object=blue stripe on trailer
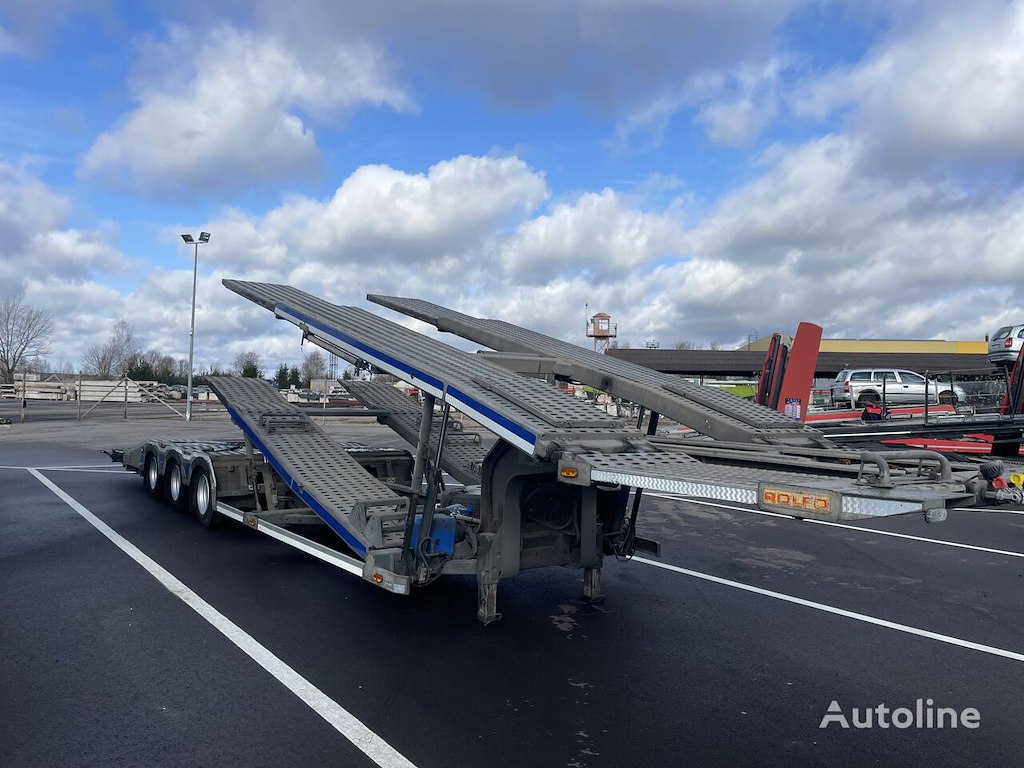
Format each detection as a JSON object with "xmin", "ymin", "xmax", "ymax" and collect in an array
[
  {"xmin": 224, "ymin": 405, "xmax": 368, "ymax": 559},
  {"xmin": 278, "ymin": 302, "xmax": 539, "ymax": 451}
]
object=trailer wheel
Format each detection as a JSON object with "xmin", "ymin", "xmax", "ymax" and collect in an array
[
  {"xmin": 144, "ymin": 454, "xmax": 164, "ymax": 500},
  {"xmin": 191, "ymin": 465, "xmax": 218, "ymax": 528},
  {"xmin": 165, "ymin": 460, "xmax": 187, "ymax": 510}
]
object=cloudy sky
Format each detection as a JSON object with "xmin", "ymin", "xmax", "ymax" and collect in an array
[{"xmin": 3, "ymin": 0, "xmax": 1024, "ymax": 373}]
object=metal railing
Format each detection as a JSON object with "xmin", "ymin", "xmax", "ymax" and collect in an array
[{"xmin": 0, "ymin": 375, "xmax": 225, "ymax": 423}]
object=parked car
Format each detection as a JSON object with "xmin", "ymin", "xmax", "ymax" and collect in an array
[
  {"xmin": 830, "ymin": 368, "xmax": 967, "ymax": 408},
  {"xmin": 988, "ymin": 324, "xmax": 1024, "ymax": 367}
]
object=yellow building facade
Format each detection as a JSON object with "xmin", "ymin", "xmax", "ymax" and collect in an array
[{"xmin": 743, "ymin": 337, "xmax": 987, "ymax": 355}]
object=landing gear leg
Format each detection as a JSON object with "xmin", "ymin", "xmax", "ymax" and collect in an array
[
  {"xmin": 583, "ymin": 565, "xmax": 603, "ymax": 603},
  {"xmin": 477, "ymin": 580, "xmax": 501, "ymax": 625}
]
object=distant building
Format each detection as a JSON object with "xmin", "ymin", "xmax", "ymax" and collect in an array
[{"xmin": 741, "ymin": 337, "xmax": 987, "ymax": 355}]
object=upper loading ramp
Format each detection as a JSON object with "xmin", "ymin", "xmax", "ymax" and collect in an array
[
  {"xmin": 368, "ymin": 295, "xmax": 827, "ymax": 448},
  {"xmin": 222, "ymin": 280, "xmax": 643, "ymax": 460},
  {"xmin": 206, "ymin": 376, "xmax": 407, "ymax": 557}
]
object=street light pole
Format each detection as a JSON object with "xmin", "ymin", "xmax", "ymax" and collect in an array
[{"xmin": 181, "ymin": 232, "xmax": 211, "ymax": 422}]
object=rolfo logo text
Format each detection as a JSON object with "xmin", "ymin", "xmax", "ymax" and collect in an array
[{"xmin": 819, "ymin": 699, "xmax": 980, "ymax": 729}]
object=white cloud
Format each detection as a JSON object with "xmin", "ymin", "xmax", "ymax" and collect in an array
[
  {"xmin": 499, "ymin": 188, "xmax": 681, "ymax": 282},
  {"xmin": 152, "ymin": 155, "xmax": 694, "ymax": 359},
  {"xmin": 0, "ymin": 162, "xmax": 128, "ymax": 294},
  {"xmin": 25, "ymin": 277, "xmax": 124, "ymax": 355},
  {"xmin": 79, "ymin": 24, "xmax": 413, "ymax": 196},
  {"xmin": 52, "ymin": 153, "xmax": 553, "ymax": 370},
  {"xmin": 0, "ymin": 161, "xmax": 69, "ymax": 242},
  {"xmin": 676, "ymin": 134, "xmax": 1024, "ymax": 342},
  {"xmin": 249, "ymin": 0, "xmax": 799, "ymax": 111},
  {"xmin": 792, "ymin": 0, "xmax": 1024, "ymax": 175},
  {"xmin": 617, "ymin": 56, "xmax": 787, "ymax": 149},
  {"xmin": 27, "ymin": 133, "xmax": 1024, "ymax": 372},
  {"xmin": 157, "ymin": 136, "xmax": 1024, "ymax": 359},
  {"xmin": 209, "ymin": 154, "xmax": 549, "ymax": 269}
]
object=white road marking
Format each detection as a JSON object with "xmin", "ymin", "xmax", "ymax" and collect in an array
[
  {"xmin": 633, "ymin": 555, "xmax": 1024, "ymax": 664},
  {"xmin": 954, "ymin": 506, "xmax": 1024, "ymax": 517},
  {"xmin": 35, "ymin": 466, "xmax": 119, "ymax": 473},
  {"xmin": 646, "ymin": 492, "xmax": 1024, "ymax": 559},
  {"xmin": 0, "ymin": 464, "xmax": 126, "ymax": 472},
  {"xmin": 28, "ymin": 469, "xmax": 417, "ymax": 768},
  {"xmin": 35, "ymin": 468, "xmax": 132, "ymax": 474}
]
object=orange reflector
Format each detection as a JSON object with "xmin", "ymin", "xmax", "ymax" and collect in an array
[
  {"xmin": 560, "ymin": 467, "xmax": 579, "ymax": 479},
  {"xmin": 373, "ymin": 573, "xmax": 383, "ymax": 584}
]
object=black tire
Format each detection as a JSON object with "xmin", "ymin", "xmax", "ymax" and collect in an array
[
  {"xmin": 143, "ymin": 453, "xmax": 164, "ymax": 500},
  {"xmin": 938, "ymin": 391, "xmax": 958, "ymax": 406},
  {"xmin": 856, "ymin": 392, "xmax": 880, "ymax": 408},
  {"xmin": 165, "ymin": 459, "xmax": 187, "ymax": 511},
  {"xmin": 190, "ymin": 465, "xmax": 218, "ymax": 528}
]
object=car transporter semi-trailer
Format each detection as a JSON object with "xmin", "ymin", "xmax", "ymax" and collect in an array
[{"xmin": 111, "ymin": 280, "xmax": 1013, "ymax": 623}]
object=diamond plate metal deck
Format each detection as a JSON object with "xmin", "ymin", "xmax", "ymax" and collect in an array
[
  {"xmin": 223, "ymin": 280, "xmax": 640, "ymax": 459},
  {"xmin": 368, "ymin": 294, "xmax": 826, "ymax": 447},
  {"xmin": 207, "ymin": 376, "xmax": 405, "ymax": 555},
  {"xmin": 346, "ymin": 380, "xmax": 487, "ymax": 485}
]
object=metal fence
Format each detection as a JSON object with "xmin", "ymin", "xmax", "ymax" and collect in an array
[{"xmin": 0, "ymin": 376, "xmax": 226, "ymax": 423}]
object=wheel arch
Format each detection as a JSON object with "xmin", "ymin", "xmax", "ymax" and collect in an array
[{"xmin": 182, "ymin": 453, "xmax": 217, "ymax": 493}]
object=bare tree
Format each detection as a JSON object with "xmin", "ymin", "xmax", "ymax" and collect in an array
[
  {"xmin": 83, "ymin": 319, "xmax": 140, "ymax": 377},
  {"xmin": 108, "ymin": 320, "xmax": 138, "ymax": 373},
  {"xmin": 0, "ymin": 293, "xmax": 54, "ymax": 384},
  {"xmin": 142, "ymin": 350, "xmax": 178, "ymax": 382},
  {"xmin": 204, "ymin": 362, "xmax": 227, "ymax": 377},
  {"xmin": 81, "ymin": 343, "xmax": 115, "ymax": 377},
  {"xmin": 301, "ymin": 349, "xmax": 326, "ymax": 387},
  {"xmin": 674, "ymin": 340, "xmax": 696, "ymax": 350}
]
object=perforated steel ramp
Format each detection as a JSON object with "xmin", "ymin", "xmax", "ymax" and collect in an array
[
  {"xmin": 345, "ymin": 380, "xmax": 487, "ymax": 485},
  {"xmin": 368, "ymin": 294, "xmax": 826, "ymax": 447},
  {"xmin": 206, "ymin": 376, "xmax": 406, "ymax": 556},
  {"xmin": 223, "ymin": 280, "xmax": 642, "ymax": 459}
]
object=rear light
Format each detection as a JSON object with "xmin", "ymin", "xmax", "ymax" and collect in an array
[{"xmin": 1006, "ymin": 338, "xmax": 1013, "ymax": 348}]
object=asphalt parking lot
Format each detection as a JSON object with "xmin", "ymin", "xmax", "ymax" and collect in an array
[{"xmin": 2, "ymin": 411, "xmax": 1024, "ymax": 767}]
